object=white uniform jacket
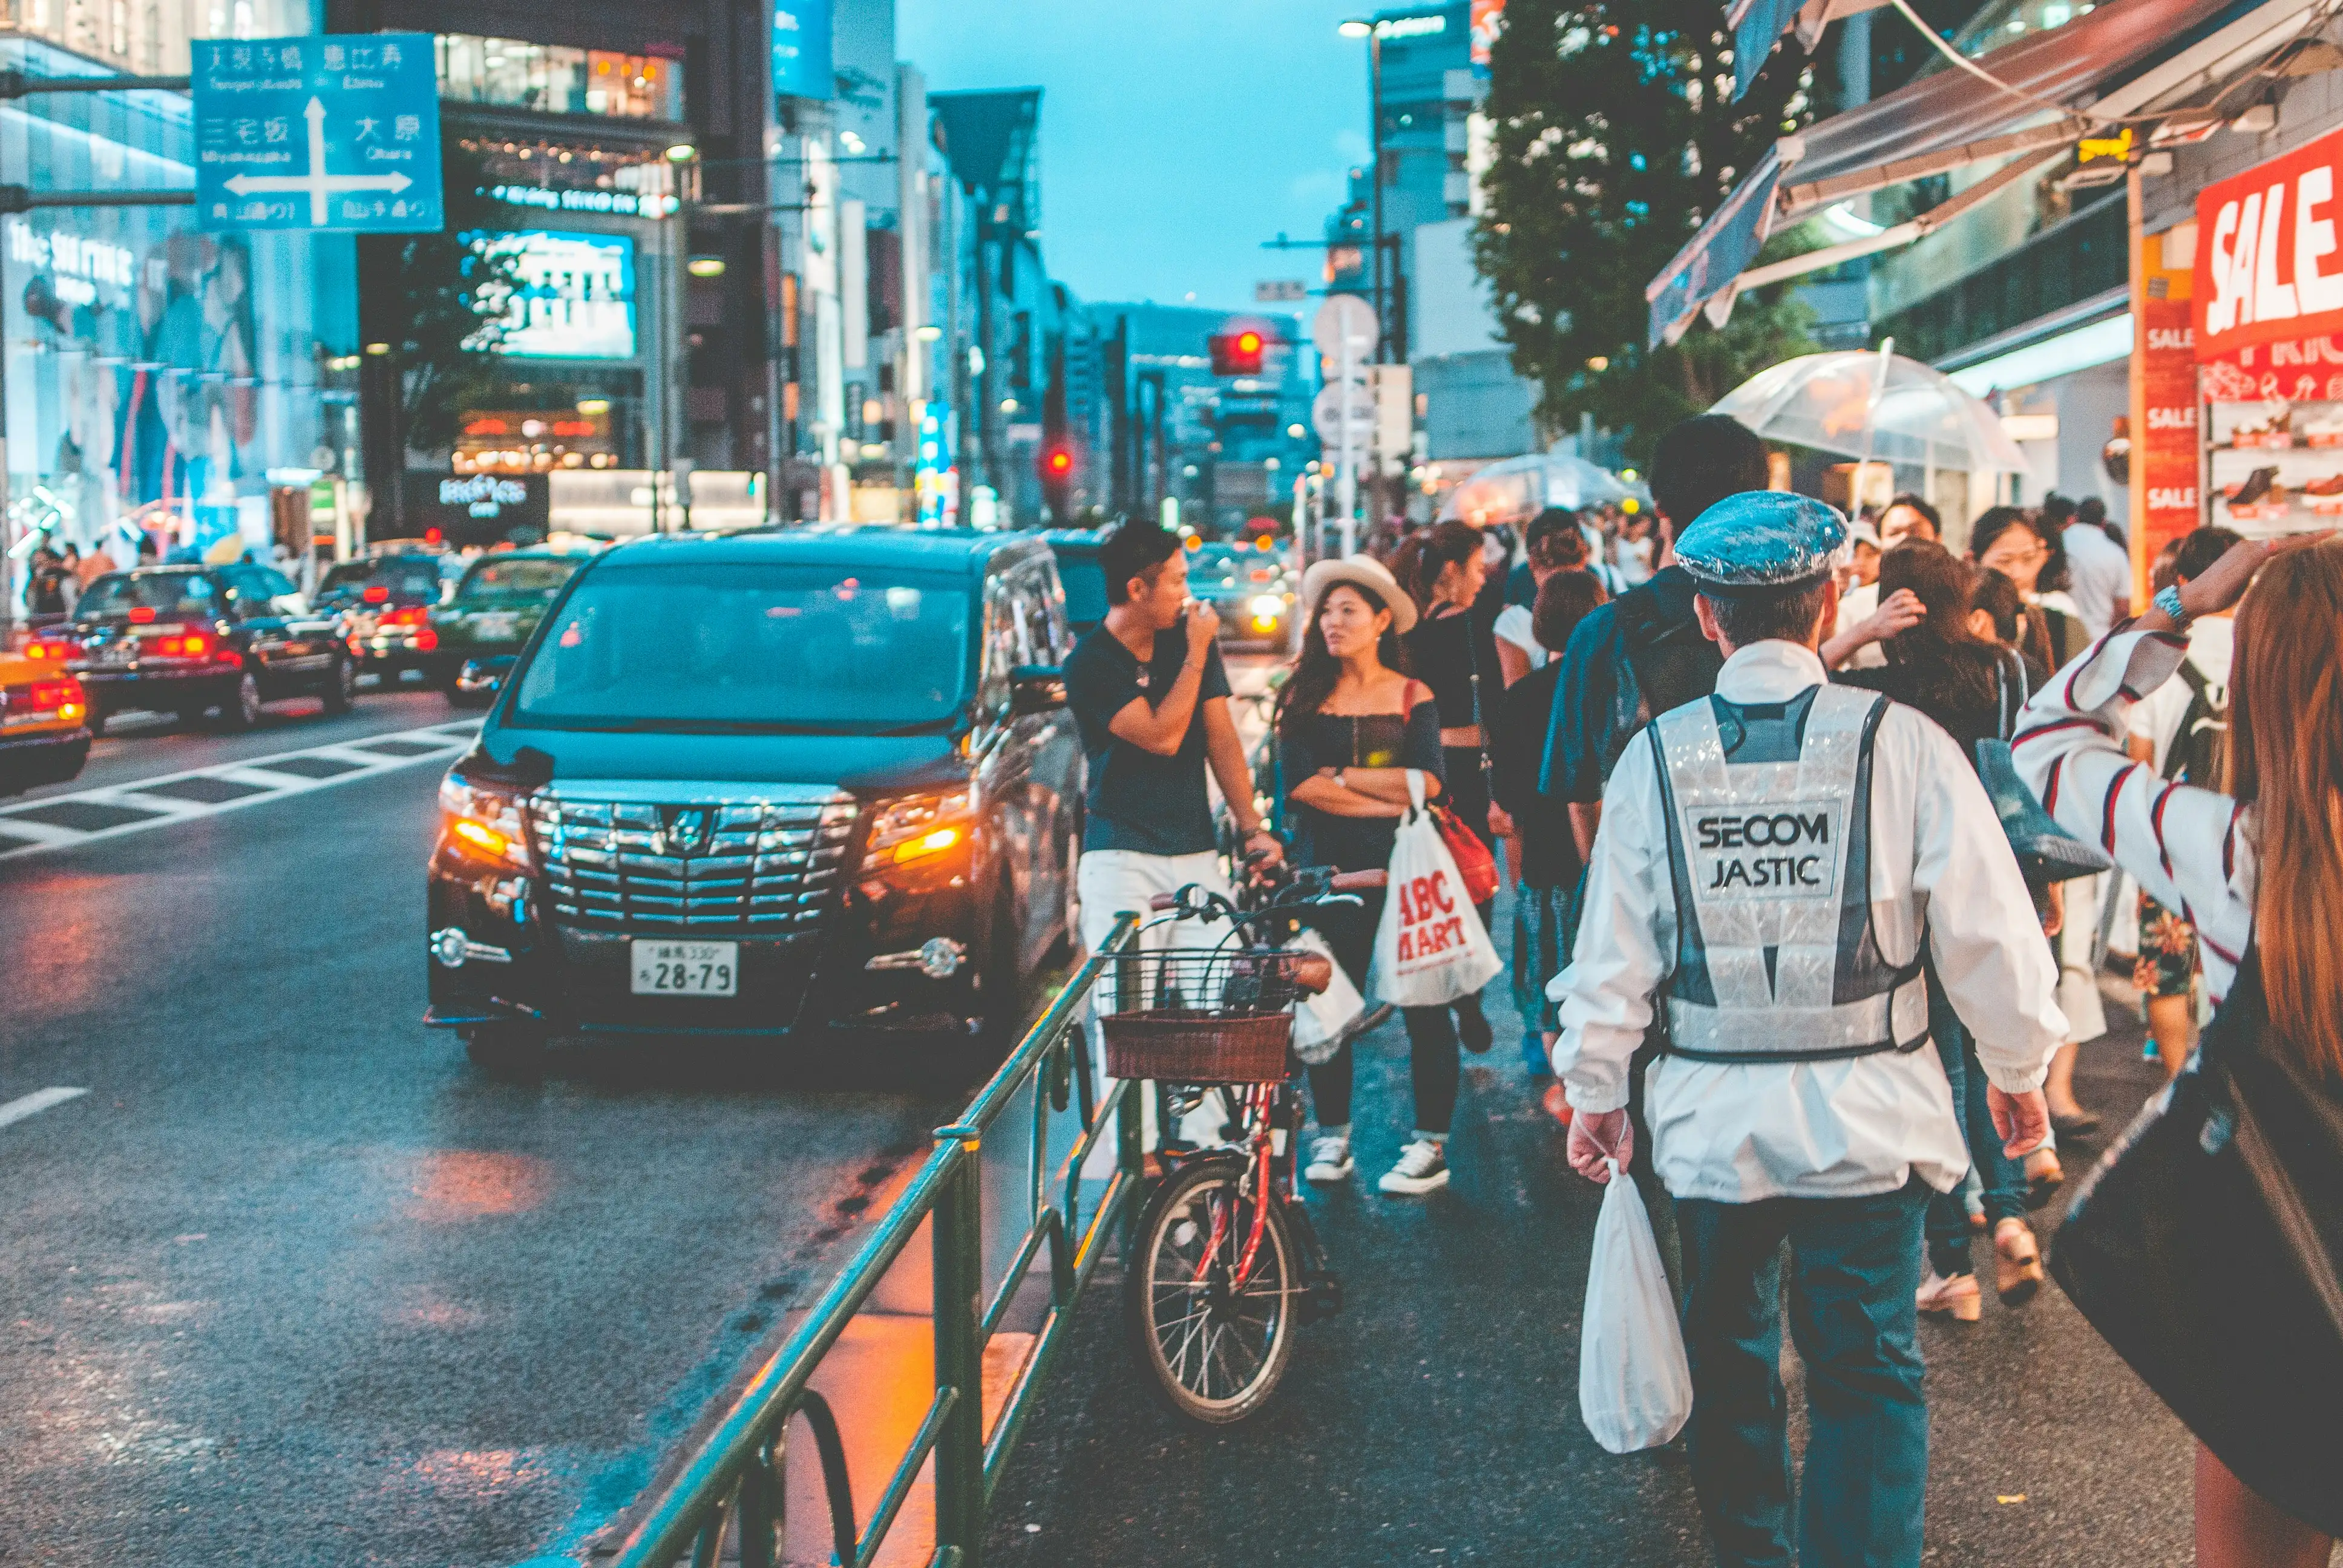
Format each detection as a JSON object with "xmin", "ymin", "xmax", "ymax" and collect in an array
[{"xmin": 1549, "ymin": 640, "xmax": 2069, "ymax": 1203}]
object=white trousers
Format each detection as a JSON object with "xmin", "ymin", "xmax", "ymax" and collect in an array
[{"xmin": 1077, "ymin": 849, "xmax": 1235, "ymax": 1152}]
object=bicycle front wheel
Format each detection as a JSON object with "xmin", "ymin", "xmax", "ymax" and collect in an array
[{"xmin": 1123, "ymin": 1154, "xmax": 1299, "ymax": 1424}]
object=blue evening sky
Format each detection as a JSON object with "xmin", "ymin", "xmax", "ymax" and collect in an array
[{"xmin": 896, "ymin": 0, "xmax": 1374, "ymax": 313}]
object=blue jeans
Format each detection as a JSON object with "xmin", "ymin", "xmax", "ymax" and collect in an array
[
  {"xmin": 1676, "ymin": 1180, "xmax": 1932, "ymax": 1568},
  {"xmin": 1924, "ymin": 966, "xmax": 2028, "ymax": 1277}
]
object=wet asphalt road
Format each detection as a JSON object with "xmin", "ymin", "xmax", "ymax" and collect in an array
[
  {"xmin": 984, "ymin": 906, "xmax": 2272, "ymax": 1567},
  {"xmin": 0, "ymin": 693, "xmax": 967, "ymax": 1567}
]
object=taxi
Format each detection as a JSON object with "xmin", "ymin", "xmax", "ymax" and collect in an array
[{"xmin": 0, "ymin": 638, "xmax": 92, "ymax": 796}]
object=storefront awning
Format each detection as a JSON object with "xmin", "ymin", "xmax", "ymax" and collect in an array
[{"xmin": 1650, "ymin": 0, "xmax": 2310, "ymax": 346}]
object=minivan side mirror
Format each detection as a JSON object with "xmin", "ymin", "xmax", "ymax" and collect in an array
[{"xmin": 1009, "ymin": 664, "xmax": 1067, "ymax": 714}]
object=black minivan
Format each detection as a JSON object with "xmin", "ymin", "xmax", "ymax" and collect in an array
[{"xmin": 424, "ymin": 529, "xmax": 1084, "ymax": 1069}]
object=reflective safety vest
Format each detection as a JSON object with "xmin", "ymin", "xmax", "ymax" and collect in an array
[{"xmin": 1648, "ymin": 684, "xmax": 1928, "ymax": 1063}]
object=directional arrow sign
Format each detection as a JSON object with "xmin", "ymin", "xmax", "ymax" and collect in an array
[{"xmin": 194, "ymin": 34, "xmax": 442, "ymax": 234}]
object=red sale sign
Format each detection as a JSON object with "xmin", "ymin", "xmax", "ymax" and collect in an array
[{"xmin": 2195, "ymin": 123, "xmax": 2343, "ymax": 362}]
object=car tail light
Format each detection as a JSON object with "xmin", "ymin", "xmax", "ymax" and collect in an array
[
  {"xmin": 23, "ymin": 638, "xmax": 74, "ymax": 661},
  {"xmin": 415, "ymin": 629, "xmax": 439, "ymax": 651},
  {"xmin": 384, "ymin": 605, "xmax": 428, "ymax": 627},
  {"xmin": 153, "ymin": 633, "xmax": 211, "ymax": 656},
  {"xmin": 30, "ymin": 678, "xmax": 85, "ymax": 722},
  {"xmin": 128, "ymin": 606, "xmax": 156, "ymax": 623},
  {"xmin": 362, "ymin": 585, "xmax": 390, "ymax": 603}
]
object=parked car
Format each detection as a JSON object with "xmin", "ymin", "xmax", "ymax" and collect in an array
[
  {"xmin": 425, "ymin": 528, "xmax": 1084, "ymax": 1070},
  {"xmin": 316, "ymin": 549, "xmax": 451, "ymax": 683},
  {"xmin": 0, "ymin": 640, "xmax": 91, "ymax": 795},
  {"xmin": 1190, "ymin": 540, "xmax": 1296, "ymax": 649},
  {"xmin": 56, "ymin": 564, "xmax": 353, "ymax": 732},
  {"xmin": 429, "ymin": 547, "xmax": 597, "ymax": 705},
  {"xmin": 1038, "ymin": 527, "xmax": 1109, "ymax": 638}
]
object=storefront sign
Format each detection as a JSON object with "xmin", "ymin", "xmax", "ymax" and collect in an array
[
  {"xmin": 772, "ymin": 2, "xmax": 833, "ymax": 100},
  {"xmin": 192, "ymin": 33, "xmax": 444, "ymax": 232},
  {"xmin": 404, "ymin": 471, "xmax": 549, "ymax": 544},
  {"xmin": 1470, "ymin": 0, "xmax": 1506, "ymax": 75},
  {"xmin": 2194, "ymin": 122, "xmax": 2343, "ymax": 361},
  {"xmin": 487, "ymin": 184, "xmax": 643, "ymax": 217},
  {"xmin": 5, "ymin": 220, "xmax": 134, "ymax": 305}
]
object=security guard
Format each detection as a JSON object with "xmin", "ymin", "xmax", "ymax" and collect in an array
[{"xmin": 1551, "ymin": 492, "xmax": 2066, "ymax": 1568}]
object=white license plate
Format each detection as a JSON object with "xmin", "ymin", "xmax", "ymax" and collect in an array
[
  {"xmin": 1, "ymin": 710, "xmax": 58, "ymax": 728},
  {"xmin": 631, "ymin": 940, "xmax": 738, "ymax": 997},
  {"xmin": 471, "ymin": 612, "xmax": 519, "ymax": 639}
]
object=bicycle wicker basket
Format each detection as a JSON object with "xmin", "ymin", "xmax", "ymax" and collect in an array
[{"xmin": 1098, "ymin": 948, "xmax": 1318, "ymax": 1083}]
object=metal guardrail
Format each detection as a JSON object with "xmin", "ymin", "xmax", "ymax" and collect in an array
[{"xmin": 595, "ymin": 912, "xmax": 1142, "ymax": 1568}]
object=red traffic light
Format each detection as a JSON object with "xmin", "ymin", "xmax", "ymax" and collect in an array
[
  {"xmin": 1041, "ymin": 446, "xmax": 1073, "ymax": 478},
  {"xmin": 1208, "ymin": 328, "xmax": 1268, "ymax": 376}
]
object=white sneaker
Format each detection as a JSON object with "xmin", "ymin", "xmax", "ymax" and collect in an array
[
  {"xmin": 1303, "ymin": 1134, "xmax": 1354, "ymax": 1183},
  {"xmin": 1377, "ymin": 1138, "xmax": 1450, "ymax": 1195}
]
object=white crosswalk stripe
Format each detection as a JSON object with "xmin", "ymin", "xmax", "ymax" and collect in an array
[{"xmin": 0, "ymin": 720, "xmax": 479, "ymax": 862}]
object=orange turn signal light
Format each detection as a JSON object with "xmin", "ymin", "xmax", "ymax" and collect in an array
[
  {"xmin": 891, "ymin": 826, "xmax": 961, "ymax": 864},
  {"xmin": 453, "ymin": 818, "xmax": 515, "ymax": 860}
]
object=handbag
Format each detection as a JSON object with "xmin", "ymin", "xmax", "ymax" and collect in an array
[
  {"xmin": 2051, "ymin": 941, "xmax": 2343, "ymax": 1535},
  {"xmin": 1432, "ymin": 800, "xmax": 1501, "ymax": 905}
]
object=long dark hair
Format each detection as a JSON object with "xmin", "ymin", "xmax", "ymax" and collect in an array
[
  {"xmin": 1971, "ymin": 505, "xmax": 2072, "ymax": 596},
  {"xmin": 1875, "ymin": 541, "xmax": 2002, "ymax": 727},
  {"xmin": 1276, "ymin": 581, "xmax": 1412, "ymax": 740},
  {"xmin": 1388, "ymin": 520, "xmax": 1482, "ymax": 619}
]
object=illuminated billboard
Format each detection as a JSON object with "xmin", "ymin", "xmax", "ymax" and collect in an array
[{"xmin": 472, "ymin": 229, "xmax": 637, "ymax": 361}]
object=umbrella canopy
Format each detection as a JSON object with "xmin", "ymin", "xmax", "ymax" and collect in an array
[
  {"xmin": 1711, "ymin": 350, "xmax": 2033, "ymax": 474},
  {"xmin": 1438, "ymin": 453, "xmax": 1650, "ymax": 527}
]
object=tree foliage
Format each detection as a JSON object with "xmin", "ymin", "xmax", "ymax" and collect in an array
[
  {"xmin": 1473, "ymin": 0, "xmax": 1820, "ymax": 462},
  {"xmin": 372, "ymin": 146, "xmax": 520, "ymax": 456}
]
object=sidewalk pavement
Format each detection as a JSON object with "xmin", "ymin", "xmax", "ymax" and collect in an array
[{"xmin": 983, "ymin": 893, "xmax": 2204, "ymax": 1567}]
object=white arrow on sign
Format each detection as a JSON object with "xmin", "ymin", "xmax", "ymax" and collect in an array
[{"xmin": 221, "ymin": 97, "xmax": 413, "ymax": 226}]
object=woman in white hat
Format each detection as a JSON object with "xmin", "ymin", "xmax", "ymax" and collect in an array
[{"xmin": 1272, "ymin": 555, "xmax": 1463, "ymax": 1196}]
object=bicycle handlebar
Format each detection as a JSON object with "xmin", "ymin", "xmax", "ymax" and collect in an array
[{"xmin": 1329, "ymin": 869, "xmax": 1387, "ymax": 891}]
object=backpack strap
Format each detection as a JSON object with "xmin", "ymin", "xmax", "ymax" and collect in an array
[{"xmin": 2162, "ymin": 659, "xmax": 2216, "ymax": 783}]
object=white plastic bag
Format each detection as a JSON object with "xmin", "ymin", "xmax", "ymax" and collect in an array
[
  {"xmin": 1579, "ymin": 1159, "xmax": 1693, "ymax": 1454},
  {"xmin": 1366, "ymin": 769, "xmax": 1503, "ymax": 1007},
  {"xmin": 1289, "ymin": 927, "xmax": 1365, "ymax": 1067}
]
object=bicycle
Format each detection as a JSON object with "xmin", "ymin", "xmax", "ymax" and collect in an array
[{"xmin": 1104, "ymin": 858, "xmax": 1386, "ymax": 1425}]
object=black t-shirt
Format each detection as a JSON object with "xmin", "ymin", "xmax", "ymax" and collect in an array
[{"xmin": 1064, "ymin": 624, "xmax": 1232, "ymax": 857}]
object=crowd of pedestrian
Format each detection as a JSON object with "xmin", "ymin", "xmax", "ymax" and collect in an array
[{"xmin": 1061, "ymin": 413, "xmax": 2338, "ymax": 1561}]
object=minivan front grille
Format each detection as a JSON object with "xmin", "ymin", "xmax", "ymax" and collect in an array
[{"xmin": 531, "ymin": 792, "xmax": 860, "ymax": 938}]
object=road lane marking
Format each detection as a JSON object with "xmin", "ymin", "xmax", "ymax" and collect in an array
[
  {"xmin": 0, "ymin": 719, "xmax": 479, "ymax": 863},
  {"xmin": 0, "ymin": 1086, "xmax": 89, "ymax": 1129}
]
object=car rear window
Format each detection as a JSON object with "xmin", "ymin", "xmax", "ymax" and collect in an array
[
  {"xmin": 76, "ymin": 572, "xmax": 217, "ymax": 618},
  {"xmin": 459, "ymin": 557, "xmax": 580, "ymax": 598},
  {"xmin": 511, "ymin": 562, "xmax": 972, "ymax": 733},
  {"xmin": 320, "ymin": 558, "xmax": 443, "ymax": 601}
]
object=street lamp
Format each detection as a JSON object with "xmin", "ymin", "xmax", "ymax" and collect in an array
[{"xmin": 1337, "ymin": 18, "xmax": 1386, "ymax": 367}]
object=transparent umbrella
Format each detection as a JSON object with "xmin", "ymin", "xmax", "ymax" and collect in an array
[
  {"xmin": 1438, "ymin": 452, "xmax": 1651, "ymax": 526},
  {"xmin": 1710, "ymin": 347, "xmax": 2033, "ymax": 475}
]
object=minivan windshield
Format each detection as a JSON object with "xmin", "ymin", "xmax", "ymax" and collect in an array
[
  {"xmin": 457, "ymin": 556, "xmax": 582, "ymax": 599},
  {"xmin": 511, "ymin": 562, "xmax": 972, "ymax": 732}
]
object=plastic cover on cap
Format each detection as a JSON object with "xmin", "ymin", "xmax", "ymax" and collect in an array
[{"xmin": 1673, "ymin": 491, "xmax": 1849, "ymax": 594}]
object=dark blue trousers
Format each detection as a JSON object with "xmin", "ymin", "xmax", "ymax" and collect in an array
[
  {"xmin": 1675, "ymin": 1180, "xmax": 1932, "ymax": 1568},
  {"xmin": 1924, "ymin": 968, "xmax": 2028, "ymax": 1276}
]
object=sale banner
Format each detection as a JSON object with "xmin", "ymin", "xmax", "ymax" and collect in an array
[
  {"xmin": 2140, "ymin": 295, "xmax": 2201, "ymax": 566},
  {"xmin": 2194, "ymin": 122, "xmax": 2343, "ymax": 362}
]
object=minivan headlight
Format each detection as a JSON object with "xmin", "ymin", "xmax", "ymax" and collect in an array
[
  {"xmin": 868, "ymin": 788, "xmax": 975, "ymax": 865},
  {"xmin": 440, "ymin": 774, "xmax": 532, "ymax": 868}
]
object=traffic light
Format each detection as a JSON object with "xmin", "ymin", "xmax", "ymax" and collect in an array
[
  {"xmin": 1040, "ymin": 445, "xmax": 1074, "ymax": 480},
  {"xmin": 1208, "ymin": 327, "xmax": 1267, "ymax": 377}
]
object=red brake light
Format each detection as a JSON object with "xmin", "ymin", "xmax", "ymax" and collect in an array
[
  {"xmin": 128, "ymin": 606, "xmax": 157, "ymax": 624},
  {"xmin": 28, "ymin": 678, "xmax": 82, "ymax": 707},
  {"xmin": 362, "ymin": 585, "xmax": 390, "ymax": 603},
  {"xmin": 424, "ymin": 528, "xmax": 444, "ymax": 544},
  {"xmin": 24, "ymin": 638, "xmax": 71, "ymax": 660},
  {"xmin": 385, "ymin": 605, "xmax": 429, "ymax": 626},
  {"xmin": 415, "ymin": 629, "xmax": 439, "ymax": 651}
]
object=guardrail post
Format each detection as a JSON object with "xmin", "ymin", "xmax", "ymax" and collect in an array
[{"xmin": 932, "ymin": 1128, "xmax": 983, "ymax": 1568}]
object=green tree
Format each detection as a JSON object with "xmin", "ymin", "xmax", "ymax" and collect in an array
[
  {"xmin": 364, "ymin": 146, "xmax": 520, "ymax": 456},
  {"xmin": 1473, "ymin": 0, "xmax": 1820, "ymax": 462}
]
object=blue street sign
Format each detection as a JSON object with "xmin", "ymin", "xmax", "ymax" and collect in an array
[
  {"xmin": 772, "ymin": 2, "xmax": 833, "ymax": 100},
  {"xmin": 192, "ymin": 34, "xmax": 444, "ymax": 233}
]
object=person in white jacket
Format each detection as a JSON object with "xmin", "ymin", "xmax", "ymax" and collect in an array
[{"xmin": 1551, "ymin": 491, "xmax": 2067, "ymax": 1568}]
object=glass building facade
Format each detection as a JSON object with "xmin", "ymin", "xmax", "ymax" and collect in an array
[{"xmin": 1, "ymin": 26, "xmax": 358, "ymax": 564}]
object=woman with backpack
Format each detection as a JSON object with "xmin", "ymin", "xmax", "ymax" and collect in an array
[{"xmin": 2015, "ymin": 529, "xmax": 2342, "ymax": 1566}]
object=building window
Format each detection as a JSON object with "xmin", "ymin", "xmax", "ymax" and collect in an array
[
  {"xmin": 3, "ymin": 0, "xmax": 304, "ymax": 73},
  {"xmin": 436, "ymin": 33, "xmax": 682, "ymax": 122}
]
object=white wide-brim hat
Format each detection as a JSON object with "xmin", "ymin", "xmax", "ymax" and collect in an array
[{"xmin": 1299, "ymin": 555, "xmax": 1417, "ymax": 636}]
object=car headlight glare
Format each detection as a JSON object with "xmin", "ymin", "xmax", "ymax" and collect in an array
[
  {"xmin": 868, "ymin": 789, "xmax": 974, "ymax": 863},
  {"xmin": 440, "ymin": 774, "xmax": 531, "ymax": 867}
]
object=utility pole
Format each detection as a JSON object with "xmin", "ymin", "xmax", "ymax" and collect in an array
[{"xmin": 1106, "ymin": 315, "xmax": 1130, "ymax": 518}]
